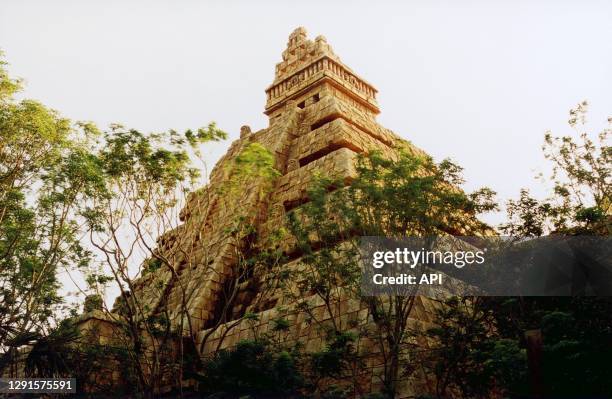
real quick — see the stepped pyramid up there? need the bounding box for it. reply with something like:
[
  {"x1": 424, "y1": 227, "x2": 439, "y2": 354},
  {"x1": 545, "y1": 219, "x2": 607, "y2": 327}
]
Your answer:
[
  {"x1": 129, "y1": 27, "x2": 420, "y2": 334},
  {"x1": 78, "y1": 27, "x2": 465, "y2": 396}
]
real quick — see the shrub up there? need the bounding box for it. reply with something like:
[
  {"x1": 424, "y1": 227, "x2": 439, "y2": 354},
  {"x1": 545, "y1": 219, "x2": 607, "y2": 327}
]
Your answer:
[{"x1": 198, "y1": 339, "x2": 303, "y2": 397}]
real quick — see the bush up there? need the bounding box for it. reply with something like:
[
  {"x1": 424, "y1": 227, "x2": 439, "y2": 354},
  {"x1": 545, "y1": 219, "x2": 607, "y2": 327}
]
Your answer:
[{"x1": 198, "y1": 339, "x2": 303, "y2": 397}]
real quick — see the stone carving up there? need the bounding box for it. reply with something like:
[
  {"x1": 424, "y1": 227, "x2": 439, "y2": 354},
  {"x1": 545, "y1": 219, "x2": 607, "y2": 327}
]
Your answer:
[
  {"x1": 265, "y1": 28, "x2": 378, "y2": 115},
  {"x1": 286, "y1": 158, "x2": 298, "y2": 172},
  {"x1": 240, "y1": 125, "x2": 251, "y2": 138}
]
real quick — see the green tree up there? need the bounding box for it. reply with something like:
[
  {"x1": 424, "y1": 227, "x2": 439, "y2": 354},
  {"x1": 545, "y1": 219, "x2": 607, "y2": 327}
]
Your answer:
[
  {"x1": 417, "y1": 297, "x2": 527, "y2": 399},
  {"x1": 76, "y1": 123, "x2": 288, "y2": 397},
  {"x1": 501, "y1": 101, "x2": 610, "y2": 236},
  {"x1": 471, "y1": 102, "x2": 612, "y2": 398},
  {"x1": 419, "y1": 103, "x2": 611, "y2": 399},
  {"x1": 80, "y1": 123, "x2": 226, "y2": 397},
  {"x1": 287, "y1": 147, "x2": 497, "y2": 398},
  {"x1": 0, "y1": 54, "x2": 101, "y2": 375},
  {"x1": 479, "y1": 296, "x2": 612, "y2": 398}
]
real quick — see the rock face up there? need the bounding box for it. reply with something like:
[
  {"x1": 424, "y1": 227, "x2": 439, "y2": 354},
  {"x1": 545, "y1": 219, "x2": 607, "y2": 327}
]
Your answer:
[{"x1": 125, "y1": 27, "x2": 440, "y2": 396}]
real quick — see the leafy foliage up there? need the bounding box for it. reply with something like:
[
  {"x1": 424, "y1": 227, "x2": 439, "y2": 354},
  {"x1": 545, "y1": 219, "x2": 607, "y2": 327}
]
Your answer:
[
  {"x1": 311, "y1": 331, "x2": 358, "y2": 380},
  {"x1": 0, "y1": 55, "x2": 99, "y2": 373},
  {"x1": 198, "y1": 339, "x2": 304, "y2": 397},
  {"x1": 481, "y1": 296, "x2": 612, "y2": 398},
  {"x1": 0, "y1": 53, "x2": 234, "y2": 396},
  {"x1": 501, "y1": 101, "x2": 610, "y2": 236},
  {"x1": 78, "y1": 122, "x2": 230, "y2": 396},
  {"x1": 417, "y1": 297, "x2": 527, "y2": 398}
]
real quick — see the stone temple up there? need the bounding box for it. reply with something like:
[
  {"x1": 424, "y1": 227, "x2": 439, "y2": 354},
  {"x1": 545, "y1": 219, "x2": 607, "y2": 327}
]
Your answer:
[
  {"x1": 83, "y1": 27, "x2": 451, "y2": 396},
  {"x1": 131, "y1": 26, "x2": 420, "y2": 331}
]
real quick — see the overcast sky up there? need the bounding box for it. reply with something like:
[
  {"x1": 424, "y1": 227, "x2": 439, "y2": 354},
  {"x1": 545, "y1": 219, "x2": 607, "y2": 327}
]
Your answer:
[{"x1": 1, "y1": 1, "x2": 611, "y2": 302}]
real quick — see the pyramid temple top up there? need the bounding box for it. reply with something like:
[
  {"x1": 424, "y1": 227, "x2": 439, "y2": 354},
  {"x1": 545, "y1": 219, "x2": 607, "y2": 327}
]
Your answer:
[
  {"x1": 272, "y1": 27, "x2": 341, "y2": 84},
  {"x1": 265, "y1": 27, "x2": 379, "y2": 116}
]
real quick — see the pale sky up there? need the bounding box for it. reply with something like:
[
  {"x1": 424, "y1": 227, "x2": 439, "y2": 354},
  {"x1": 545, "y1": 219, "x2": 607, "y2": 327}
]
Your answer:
[{"x1": 1, "y1": 1, "x2": 611, "y2": 304}]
